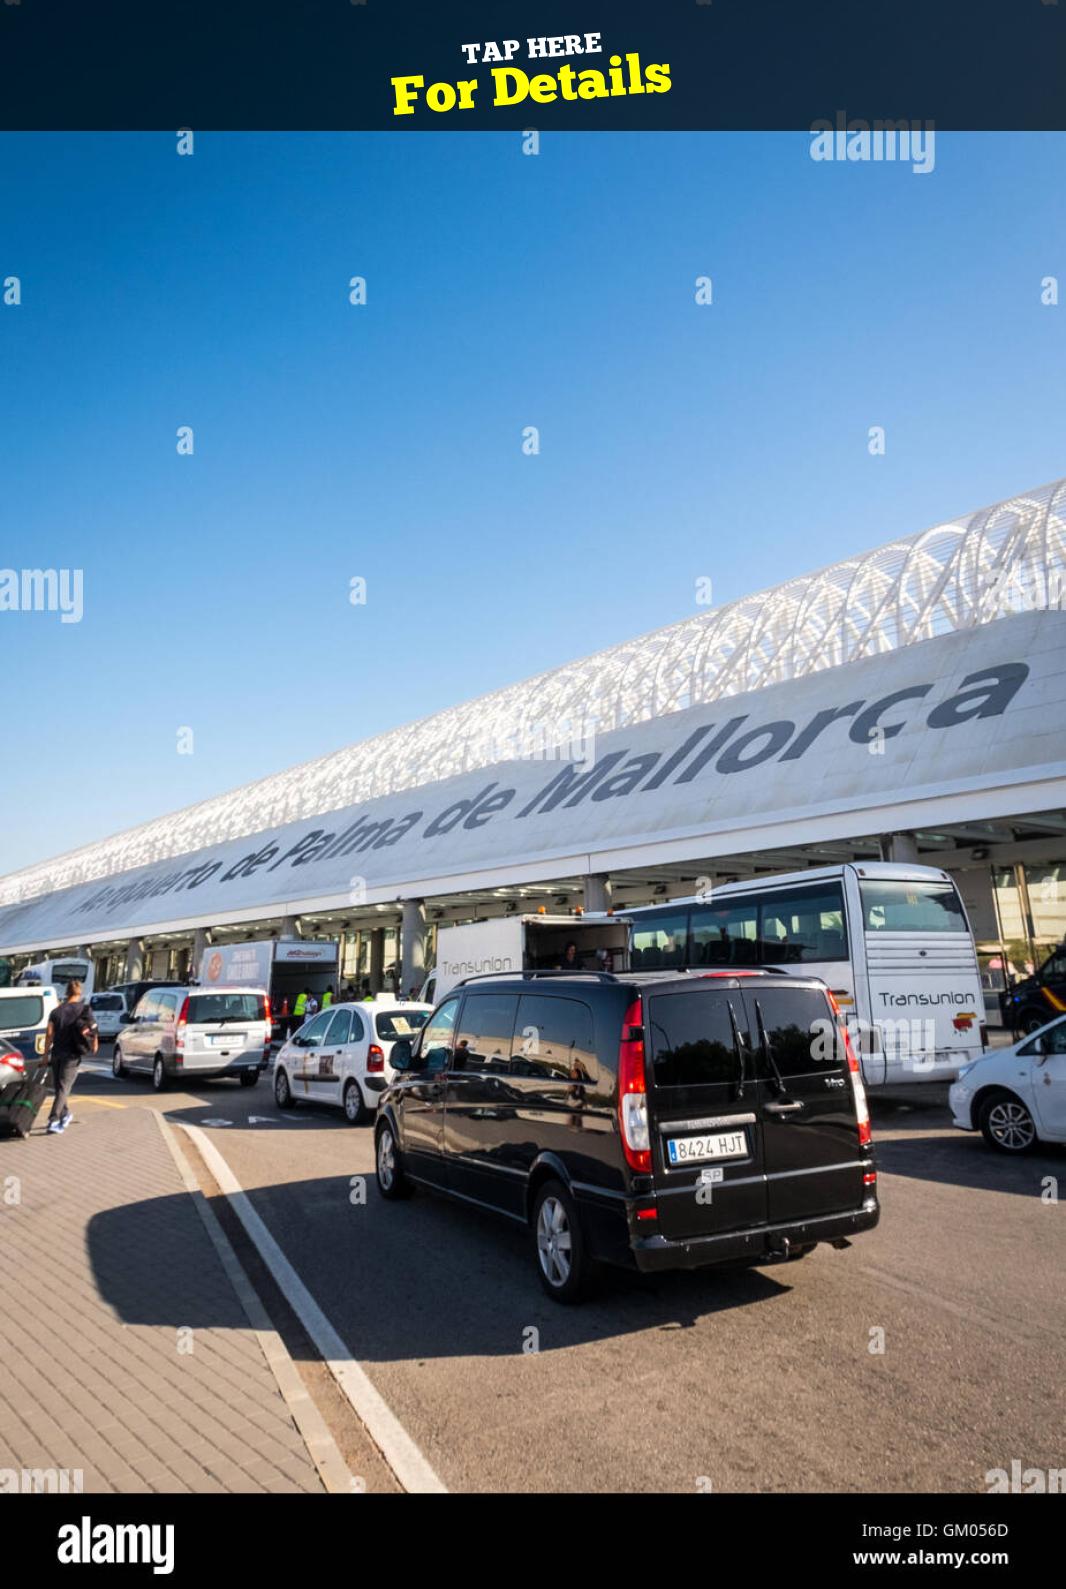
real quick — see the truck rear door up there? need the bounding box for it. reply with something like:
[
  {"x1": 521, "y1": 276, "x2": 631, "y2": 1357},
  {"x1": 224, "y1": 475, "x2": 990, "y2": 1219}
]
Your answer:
[
  {"x1": 645, "y1": 985, "x2": 768, "y2": 1241},
  {"x1": 744, "y1": 983, "x2": 867, "y2": 1223}
]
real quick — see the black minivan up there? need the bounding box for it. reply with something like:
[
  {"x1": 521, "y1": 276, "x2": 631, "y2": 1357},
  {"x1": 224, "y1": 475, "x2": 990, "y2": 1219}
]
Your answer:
[{"x1": 375, "y1": 969, "x2": 879, "y2": 1301}]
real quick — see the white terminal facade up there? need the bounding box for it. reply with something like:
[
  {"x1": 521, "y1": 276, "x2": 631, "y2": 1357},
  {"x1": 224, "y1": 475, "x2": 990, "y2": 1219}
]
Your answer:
[{"x1": 0, "y1": 476, "x2": 1064, "y2": 1005}]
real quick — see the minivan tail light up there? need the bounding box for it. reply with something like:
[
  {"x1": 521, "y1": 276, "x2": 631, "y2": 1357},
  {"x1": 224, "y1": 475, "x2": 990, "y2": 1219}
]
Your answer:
[
  {"x1": 618, "y1": 998, "x2": 651, "y2": 1173},
  {"x1": 175, "y1": 996, "x2": 189, "y2": 1052},
  {"x1": 367, "y1": 1043, "x2": 385, "y2": 1073},
  {"x1": 842, "y1": 1021, "x2": 871, "y2": 1146}
]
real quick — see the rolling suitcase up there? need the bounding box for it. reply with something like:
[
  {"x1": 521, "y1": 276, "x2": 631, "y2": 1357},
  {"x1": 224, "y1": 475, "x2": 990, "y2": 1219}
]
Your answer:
[{"x1": 0, "y1": 1060, "x2": 50, "y2": 1139}]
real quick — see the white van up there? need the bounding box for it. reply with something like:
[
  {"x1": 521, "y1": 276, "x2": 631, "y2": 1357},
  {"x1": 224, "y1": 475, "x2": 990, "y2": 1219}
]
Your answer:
[
  {"x1": 89, "y1": 989, "x2": 130, "y2": 1040},
  {"x1": 112, "y1": 985, "x2": 271, "y2": 1092}
]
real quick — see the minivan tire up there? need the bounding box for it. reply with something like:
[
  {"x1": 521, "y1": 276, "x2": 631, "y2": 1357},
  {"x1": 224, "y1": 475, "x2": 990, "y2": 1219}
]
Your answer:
[
  {"x1": 343, "y1": 1079, "x2": 368, "y2": 1126},
  {"x1": 375, "y1": 1120, "x2": 412, "y2": 1199},
  {"x1": 239, "y1": 1070, "x2": 258, "y2": 1088},
  {"x1": 112, "y1": 1047, "x2": 126, "y2": 1078},
  {"x1": 979, "y1": 1090, "x2": 1038, "y2": 1154},
  {"x1": 532, "y1": 1179, "x2": 593, "y2": 1304},
  {"x1": 152, "y1": 1056, "x2": 168, "y2": 1093}
]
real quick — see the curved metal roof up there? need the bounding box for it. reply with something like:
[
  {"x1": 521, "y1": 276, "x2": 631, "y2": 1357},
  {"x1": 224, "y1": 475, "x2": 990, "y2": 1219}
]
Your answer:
[{"x1": 2, "y1": 475, "x2": 1063, "y2": 908}]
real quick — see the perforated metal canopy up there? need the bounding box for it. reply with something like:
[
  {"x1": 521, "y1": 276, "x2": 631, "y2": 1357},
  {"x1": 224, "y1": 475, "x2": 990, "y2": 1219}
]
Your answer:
[{"x1": 1, "y1": 475, "x2": 1063, "y2": 909}]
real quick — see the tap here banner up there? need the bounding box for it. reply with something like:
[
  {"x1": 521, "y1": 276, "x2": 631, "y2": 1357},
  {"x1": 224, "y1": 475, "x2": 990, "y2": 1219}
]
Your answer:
[{"x1": 0, "y1": 2, "x2": 1062, "y2": 131}]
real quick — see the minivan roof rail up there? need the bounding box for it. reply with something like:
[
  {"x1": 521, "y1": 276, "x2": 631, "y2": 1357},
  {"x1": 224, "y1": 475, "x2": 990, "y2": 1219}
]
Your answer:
[
  {"x1": 455, "y1": 970, "x2": 622, "y2": 987},
  {"x1": 455, "y1": 967, "x2": 788, "y2": 989}
]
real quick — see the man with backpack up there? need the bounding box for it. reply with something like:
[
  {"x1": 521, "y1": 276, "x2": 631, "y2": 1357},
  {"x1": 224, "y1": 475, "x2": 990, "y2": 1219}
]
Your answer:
[{"x1": 43, "y1": 978, "x2": 98, "y2": 1135}]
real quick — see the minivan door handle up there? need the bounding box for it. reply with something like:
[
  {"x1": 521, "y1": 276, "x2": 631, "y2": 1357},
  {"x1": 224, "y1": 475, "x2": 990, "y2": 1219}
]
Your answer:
[{"x1": 763, "y1": 1100, "x2": 805, "y2": 1115}]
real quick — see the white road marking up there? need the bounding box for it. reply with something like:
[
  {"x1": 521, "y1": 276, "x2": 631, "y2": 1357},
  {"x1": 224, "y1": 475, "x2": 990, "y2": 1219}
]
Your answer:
[
  {"x1": 174, "y1": 1120, "x2": 447, "y2": 1495},
  {"x1": 154, "y1": 1113, "x2": 355, "y2": 1495},
  {"x1": 200, "y1": 1117, "x2": 234, "y2": 1127}
]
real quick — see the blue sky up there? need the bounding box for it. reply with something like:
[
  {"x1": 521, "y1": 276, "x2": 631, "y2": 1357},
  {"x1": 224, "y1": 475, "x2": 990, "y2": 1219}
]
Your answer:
[{"x1": 0, "y1": 130, "x2": 1063, "y2": 875}]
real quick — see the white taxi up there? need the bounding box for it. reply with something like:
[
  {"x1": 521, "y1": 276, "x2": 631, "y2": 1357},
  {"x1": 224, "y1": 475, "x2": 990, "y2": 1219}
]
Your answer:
[{"x1": 273, "y1": 1000, "x2": 433, "y2": 1124}]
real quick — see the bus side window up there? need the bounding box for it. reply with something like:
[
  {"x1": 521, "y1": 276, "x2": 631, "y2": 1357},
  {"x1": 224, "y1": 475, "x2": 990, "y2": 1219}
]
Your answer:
[
  {"x1": 690, "y1": 901, "x2": 758, "y2": 966},
  {"x1": 756, "y1": 885, "x2": 848, "y2": 964},
  {"x1": 631, "y1": 912, "x2": 689, "y2": 969}
]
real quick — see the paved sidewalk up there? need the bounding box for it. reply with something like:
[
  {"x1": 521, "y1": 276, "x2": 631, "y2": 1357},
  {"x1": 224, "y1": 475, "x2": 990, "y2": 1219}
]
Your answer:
[{"x1": 0, "y1": 1101, "x2": 322, "y2": 1493}]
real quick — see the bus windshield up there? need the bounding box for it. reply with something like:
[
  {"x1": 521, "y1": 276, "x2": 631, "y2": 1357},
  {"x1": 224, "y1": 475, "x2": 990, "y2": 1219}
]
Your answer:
[{"x1": 859, "y1": 880, "x2": 967, "y2": 933}]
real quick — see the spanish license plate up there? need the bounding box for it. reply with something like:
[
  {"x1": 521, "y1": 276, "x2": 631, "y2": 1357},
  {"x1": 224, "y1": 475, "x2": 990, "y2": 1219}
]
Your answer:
[
  {"x1": 210, "y1": 1032, "x2": 244, "y2": 1046},
  {"x1": 666, "y1": 1129, "x2": 747, "y2": 1166}
]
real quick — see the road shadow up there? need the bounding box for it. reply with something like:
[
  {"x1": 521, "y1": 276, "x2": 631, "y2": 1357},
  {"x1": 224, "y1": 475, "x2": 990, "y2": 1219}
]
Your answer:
[
  {"x1": 874, "y1": 1130, "x2": 1064, "y2": 1198},
  {"x1": 88, "y1": 1165, "x2": 798, "y2": 1360}
]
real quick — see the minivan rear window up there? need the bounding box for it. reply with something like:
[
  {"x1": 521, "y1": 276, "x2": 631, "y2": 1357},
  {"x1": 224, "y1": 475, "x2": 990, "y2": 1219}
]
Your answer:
[
  {"x1": 750, "y1": 986, "x2": 840, "y2": 1077},
  {"x1": 0, "y1": 995, "x2": 45, "y2": 1030},
  {"x1": 187, "y1": 993, "x2": 266, "y2": 1024},
  {"x1": 648, "y1": 991, "x2": 739, "y2": 1088}
]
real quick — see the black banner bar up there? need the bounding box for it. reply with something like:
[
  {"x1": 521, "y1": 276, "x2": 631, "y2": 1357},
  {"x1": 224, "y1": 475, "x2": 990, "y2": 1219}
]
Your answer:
[{"x1": 0, "y1": 1, "x2": 1063, "y2": 131}]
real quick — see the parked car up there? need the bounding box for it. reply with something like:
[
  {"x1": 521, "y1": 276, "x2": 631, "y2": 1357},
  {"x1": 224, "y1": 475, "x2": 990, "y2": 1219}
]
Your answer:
[
  {"x1": 374, "y1": 969, "x2": 879, "y2": 1301},
  {"x1": 949, "y1": 1012, "x2": 1066, "y2": 1153},
  {"x1": 89, "y1": 989, "x2": 129, "y2": 1041},
  {"x1": 112, "y1": 985, "x2": 271, "y2": 1091},
  {"x1": 273, "y1": 1000, "x2": 433, "y2": 1123}
]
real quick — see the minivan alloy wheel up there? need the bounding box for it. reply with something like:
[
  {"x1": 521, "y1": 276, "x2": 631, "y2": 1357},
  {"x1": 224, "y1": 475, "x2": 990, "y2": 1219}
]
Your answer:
[
  {"x1": 536, "y1": 1195, "x2": 572, "y2": 1288},
  {"x1": 377, "y1": 1126, "x2": 396, "y2": 1188}
]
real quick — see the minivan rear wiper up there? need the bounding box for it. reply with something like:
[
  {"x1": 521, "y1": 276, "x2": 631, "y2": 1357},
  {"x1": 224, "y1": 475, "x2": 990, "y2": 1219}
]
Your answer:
[
  {"x1": 727, "y1": 1002, "x2": 746, "y2": 1099},
  {"x1": 753, "y1": 998, "x2": 786, "y2": 1094}
]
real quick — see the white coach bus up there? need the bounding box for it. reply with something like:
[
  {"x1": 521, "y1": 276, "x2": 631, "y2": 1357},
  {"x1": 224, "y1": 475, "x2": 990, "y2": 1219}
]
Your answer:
[
  {"x1": 624, "y1": 862, "x2": 985, "y2": 1086},
  {"x1": 15, "y1": 956, "x2": 95, "y2": 1002}
]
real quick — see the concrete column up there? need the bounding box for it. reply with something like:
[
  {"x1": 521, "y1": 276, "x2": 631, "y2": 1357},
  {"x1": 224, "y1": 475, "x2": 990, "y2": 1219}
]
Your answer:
[
  {"x1": 882, "y1": 833, "x2": 919, "y2": 864},
  {"x1": 401, "y1": 899, "x2": 427, "y2": 997},
  {"x1": 952, "y1": 867, "x2": 998, "y2": 943},
  {"x1": 124, "y1": 938, "x2": 145, "y2": 981},
  {"x1": 368, "y1": 928, "x2": 385, "y2": 993},
  {"x1": 583, "y1": 874, "x2": 612, "y2": 914},
  {"x1": 191, "y1": 927, "x2": 210, "y2": 981},
  {"x1": 280, "y1": 915, "x2": 299, "y2": 941}
]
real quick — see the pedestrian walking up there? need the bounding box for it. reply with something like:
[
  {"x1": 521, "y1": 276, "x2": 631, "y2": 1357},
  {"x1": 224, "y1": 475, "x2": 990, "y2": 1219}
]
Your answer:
[
  {"x1": 321, "y1": 986, "x2": 333, "y2": 1010},
  {"x1": 43, "y1": 978, "x2": 98, "y2": 1135},
  {"x1": 306, "y1": 991, "x2": 320, "y2": 1017}
]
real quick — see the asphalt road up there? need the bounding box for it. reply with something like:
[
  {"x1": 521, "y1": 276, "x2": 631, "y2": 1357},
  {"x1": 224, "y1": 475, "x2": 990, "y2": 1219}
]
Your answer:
[{"x1": 71, "y1": 1047, "x2": 1066, "y2": 1494}]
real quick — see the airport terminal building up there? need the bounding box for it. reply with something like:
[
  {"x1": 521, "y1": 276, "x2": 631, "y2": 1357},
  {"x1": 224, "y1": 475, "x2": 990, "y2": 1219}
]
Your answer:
[{"x1": 1, "y1": 477, "x2": 1064, "y2": 1012}]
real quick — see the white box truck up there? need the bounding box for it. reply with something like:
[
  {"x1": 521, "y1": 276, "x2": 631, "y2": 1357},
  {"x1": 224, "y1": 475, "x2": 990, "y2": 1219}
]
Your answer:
[
  {"x1": 198, "y1": 939, "x2": 339, "y2": 1038},
  {"x1": 421, "y1": 914, "x2": 630, "y2": 1004}
]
